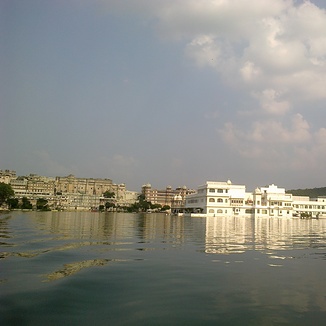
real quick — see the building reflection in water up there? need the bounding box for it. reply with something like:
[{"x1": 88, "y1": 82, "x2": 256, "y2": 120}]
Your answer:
[
  {"x1": 32, "y1": 211, "x2": 139, "y2": 240},
  {"x1": 31, "y1": 212, "x2": 185, "y2": 245},
  {"x1": 205, "y1": 216, "x2": 326, "y2": 314},
  {"x1": 137, "y1": 213, "x2": 184, "y2": 245},
  {"x1": 205, "y1": 216, "x2": 326, "y2": 254}
]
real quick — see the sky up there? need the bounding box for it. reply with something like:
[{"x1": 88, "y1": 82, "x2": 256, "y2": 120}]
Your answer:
[{"x1": 1, "y1": 0, "x2": 326, "y2": 192}]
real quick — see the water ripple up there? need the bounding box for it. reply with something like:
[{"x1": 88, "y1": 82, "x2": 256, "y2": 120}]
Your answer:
[{"x1": 43, "y1": 258, "x2": 127, "y2": 281}]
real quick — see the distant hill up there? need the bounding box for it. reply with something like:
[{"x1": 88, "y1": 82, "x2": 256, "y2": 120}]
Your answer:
[{"x1": 286, "y1": 187, "x2": 326, "y2": 198}]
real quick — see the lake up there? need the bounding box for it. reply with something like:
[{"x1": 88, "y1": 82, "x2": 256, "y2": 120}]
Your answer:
[{"x1": 1, "y1": 211, "x2": 326, "y2": 325}]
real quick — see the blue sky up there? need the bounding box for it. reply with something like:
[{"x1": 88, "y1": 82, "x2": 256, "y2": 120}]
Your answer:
[{"x1": 1, "y1": 0, "x2": 326, "y2": 191}]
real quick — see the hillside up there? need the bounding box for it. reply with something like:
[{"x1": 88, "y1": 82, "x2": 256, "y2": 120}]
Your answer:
[{"x1": 286, "y1": 187, "x2": 326, "y2": 198}]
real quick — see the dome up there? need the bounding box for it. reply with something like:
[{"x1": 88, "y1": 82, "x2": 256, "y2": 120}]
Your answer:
[
  {"x1": 142, "y1": 183, "x2": 151, "y2": 188},
  {"x1": 227, "y1": 179, "x2": 232, "y2": 185},
  {"x1": 174, "y1": 194, "x2": 182, "y2": 201},
  {"x1": 254, "y1": 187, "x2": 261, "y2": 194}
]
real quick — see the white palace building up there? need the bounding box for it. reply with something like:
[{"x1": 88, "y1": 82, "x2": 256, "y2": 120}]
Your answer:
[{"x1": 184, "y1": 180, "x2": 326, "y2": 218}]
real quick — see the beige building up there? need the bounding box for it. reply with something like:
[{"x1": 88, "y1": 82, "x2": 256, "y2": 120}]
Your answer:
[
  {"x1": 10, "y1": 178, "x2": 28, "y2": 196},
  {"x1": 142, "y1": 184, "x2": 196, "y2": 208},
  {"x1": 27, "y1": 174, "x2": 56, "y2": 196},
  {"x1": 55, "y1": 174, "x2": 114, "y2": 196},
  {"x1": 3, "y1": 169, "x2": 137, "y2": 210},
  {"x1": 0, "y1": 170, "x2": 16, "y2": 184}
]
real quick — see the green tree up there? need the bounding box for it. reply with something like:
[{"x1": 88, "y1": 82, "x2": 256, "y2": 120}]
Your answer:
[
  {"x1": 139, "y1": 199, "x2": 151, "y2": 212},
  {"x1": 36, "y1": 198, "x2": 50, "y2": 211},
  {"x1": 103, "y1": 191, "x2": 115, "y2": 198},
  {"x1": 7, "y1": 198, "x2": 19, "y2": 209},
  {"x1": 150, "y1": 203, "x2": 162, "y2": 211},
  {"x1": 21, "y1": 197, "x2": 33, "y2": 210},
  {"x1": 105, "y1": 202, "x2": 115, "y2": 210},
  {"x1": 161, "y1": 205, "x2": 170, "y2": 211},
  {"x1": 0, "y1": 183, "x2": 14, "y2": 206}
]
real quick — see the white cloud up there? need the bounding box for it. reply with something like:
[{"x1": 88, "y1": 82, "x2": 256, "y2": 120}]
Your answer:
[
  {"x1": 180, "y1": 1, "x2": 326, "y2": 101},
  {"x1": 219, "y1": 113, "x2": 326, "y2": 171},
  {"x1": 240, "y1": 61, "x2": 261, "y2": 82},
  {"x1": 101, "y1": 0, "x2": 326, "y2": 103},
  {"x1": 186, "y1": 35, "x2": 221, "y2": 68},
  {"x1": 255, "y1": 89, "x2": 291, "y2": 115},
  {"x1": 99, "y1": 0, "x2": 326, "y2": 173},
  {"x1": 155, "y1": 0, "x2": 326, "y2": 171}
]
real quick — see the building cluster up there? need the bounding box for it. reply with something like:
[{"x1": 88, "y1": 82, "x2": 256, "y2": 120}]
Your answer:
[
  {"x1": 0, "y1": 169, "x2": 138, "y2": 211},
  {"x1": 184, "y1": 180, "x2": 326, "y2": 218},
  {"x1": 2, "y1": 169, "x2": 325, "y2": 217},
  {"x1": 0, "y1": 169, "x2": 195, "y2": 211}
]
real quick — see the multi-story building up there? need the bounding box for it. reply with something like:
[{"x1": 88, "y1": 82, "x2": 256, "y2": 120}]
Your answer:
[
  {"x1": 54, "y1": 175, "x2": 135, "y2": 210},
  {"x1": 292, "y1": 196, "x2": 326, "y2": 218},
  {"x1": 10, "y1": 178, "x2": 28, "y2": 196},
  {"x1": 9, "y1": 174, "x2": 55, "y2": 198},
  {"x1": 185, "y1": 180, "x2": 250, "y2": 216},
  {"x1": 142, "y1": 184, "x2": 196, "y2": 208},
  {"x1": 26, "y1": 174, "x2": 56, "y2": 196},
  {"x1": 0, "y1": 170, "x2": 16, "y2": 184},
  {"x1": 55, "y1": 174, "x2": 114, "y2": 196},
  {"x1": 185, "y1": 180, "x2": 326, "y2": 218}
]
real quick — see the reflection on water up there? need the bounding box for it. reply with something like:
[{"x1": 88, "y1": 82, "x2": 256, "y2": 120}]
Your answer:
[
  {"x1": 206, "y1": 216, "x2": 326, "y2": 254},
  {"x1": 33, "y1": 211, "x2": 186, "y2": 244},
  {"x1": 45, "y1": 259, "x2": 111, "y2": 281},
  {"x1": 1, "y1": 211, "x2": 326, "y2": 325},
  {"x1": 0, "y1": 215, "x2": 12, "y2": 247}
]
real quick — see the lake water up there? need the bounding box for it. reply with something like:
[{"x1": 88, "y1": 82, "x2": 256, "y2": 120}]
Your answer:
[{"x1": 1, "y1": 211, "x2": 326, "y2": 325}]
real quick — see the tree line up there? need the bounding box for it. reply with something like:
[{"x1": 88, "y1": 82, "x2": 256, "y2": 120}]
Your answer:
[{"x1": 286, "y1": 187, "x2": 326, "y2": 198}]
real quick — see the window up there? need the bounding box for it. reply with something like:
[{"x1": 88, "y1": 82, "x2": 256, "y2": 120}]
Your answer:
[
  {"x1": 209, "y1": 189, "x2": 215, "y2": 193},
  {"x1": 245, "y1": 209, "x2": 254, "y2": 214},
  {"x1": 217, "y1": 198, "x2": 223, "y2": 203},
  {"x1": 217, "y1": 189, "x2": 223, "y2": 193},
  {"x1": 217, "y1": 209, "x2": 223, "y2": 213},
  {"x1": 209, "y1": 209, "x2": 214, "y2": 213},
  {"x1": 209, "y1": 198, "x2": 215, "y2": 202}
]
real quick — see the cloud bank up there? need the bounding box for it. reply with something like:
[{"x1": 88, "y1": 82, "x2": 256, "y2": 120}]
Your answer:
[{"x1": 105, "y1": 0, "x2": 326, "y2": 174}]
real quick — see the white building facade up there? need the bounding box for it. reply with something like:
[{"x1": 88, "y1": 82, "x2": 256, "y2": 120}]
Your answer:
[{"x1": 185, "y1": 180, "x2": 325, "y2": 218}]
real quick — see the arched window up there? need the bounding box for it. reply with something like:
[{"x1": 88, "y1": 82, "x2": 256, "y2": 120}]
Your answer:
[
  {"x1": 209, "y1": 198, "x2": 215, "y2": 202},
  {"x1": 217, "y1": 209, "x2": 223, "y2": 213},
  {"x1": 217, "y1": 198, "x2": 223, "y2": 203},
  {"x1": 209, "y1": 209, "x2": 214, "y2": 213}
]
